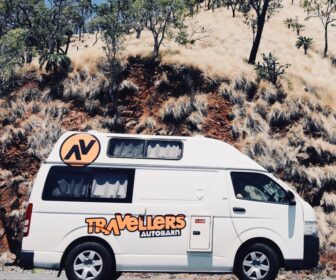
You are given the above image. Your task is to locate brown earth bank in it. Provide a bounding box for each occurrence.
[0,57,335,278]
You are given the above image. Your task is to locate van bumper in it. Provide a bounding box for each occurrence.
[20,250,61,269]
[284,235,319,270]
[19,251,34,269]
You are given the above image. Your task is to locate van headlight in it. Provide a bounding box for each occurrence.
[304,221,318,237]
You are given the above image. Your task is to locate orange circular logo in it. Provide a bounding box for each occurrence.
[60,133,101,166]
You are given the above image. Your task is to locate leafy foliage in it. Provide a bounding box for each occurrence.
[39,53,72,74]
[290,19,305,35]
[144,0,186,57]
[0,28,27,91]
[255,53,290,85]
[283,17,293,28]
[296,36,313,55]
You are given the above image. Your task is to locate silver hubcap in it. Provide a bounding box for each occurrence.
[73,250,103,280]
[243,251,270,280]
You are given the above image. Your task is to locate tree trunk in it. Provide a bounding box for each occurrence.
[153,36,160,58]
[25,52,33,63]
[232,7,235,17]
[93,31,99,46]
[136,28,142,39]
[65,34,71,54]
[304,47,307,55]
[189,4,194,16]
[79,28,82,42]
[248,0,270,64]
[324,24,328,58]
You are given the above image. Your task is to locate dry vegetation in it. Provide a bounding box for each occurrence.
[67,0,336,108]
[0,0,336,278]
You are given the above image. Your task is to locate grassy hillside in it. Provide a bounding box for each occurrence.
[67,0,336,107]
[0,0,336,278]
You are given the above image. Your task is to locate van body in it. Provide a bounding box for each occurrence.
[20,131,319,280]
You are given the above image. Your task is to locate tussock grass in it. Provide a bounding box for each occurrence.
[160,94,208,128]
[63,71,109,101]
[322,192,336,213]
[302,113,325,136]
[269,102,300,128]
[135,116,156,134]
[27,120,64,161]
[118,80,139,96]
[101,116,125,133]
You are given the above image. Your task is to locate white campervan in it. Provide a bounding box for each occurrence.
[20,131,319,280]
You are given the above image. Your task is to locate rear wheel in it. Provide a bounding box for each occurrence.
[65,242,114,280]
[234,243,280,280]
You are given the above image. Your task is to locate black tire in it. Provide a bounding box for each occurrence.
[65,242,115,280]
[234,243,280,280]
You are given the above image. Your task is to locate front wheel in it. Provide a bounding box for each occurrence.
[234,243,280,280]
[65,242,114,280]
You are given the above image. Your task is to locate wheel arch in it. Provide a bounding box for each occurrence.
[234,237,285,270]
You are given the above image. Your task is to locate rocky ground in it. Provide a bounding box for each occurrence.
[0,265,335,280]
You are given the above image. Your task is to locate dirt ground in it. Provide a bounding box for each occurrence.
[0,265,335,280]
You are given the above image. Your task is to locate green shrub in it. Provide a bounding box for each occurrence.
[39,53,72,74]
[255,53,290,85]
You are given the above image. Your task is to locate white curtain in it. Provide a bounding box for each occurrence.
[91,171,128,199]
[146,141,182,159]
[53,175,88,198]
[112,140,144,158]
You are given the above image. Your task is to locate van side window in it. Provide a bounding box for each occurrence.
[108,139,145,158]
[42,167,135,203]
[107,138,183,160]
[42,168,90,201]
[91,169,134,201]
[231,172,289,204]
[146,140,182,159]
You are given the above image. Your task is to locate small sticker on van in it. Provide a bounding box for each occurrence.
[85,214,186,238]
[60,133,101,166]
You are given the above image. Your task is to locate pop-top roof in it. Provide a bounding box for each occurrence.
[46,131,266,172]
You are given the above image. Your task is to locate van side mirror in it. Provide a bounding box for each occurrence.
[286,190,296,206]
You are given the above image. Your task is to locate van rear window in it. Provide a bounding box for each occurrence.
[42,166,134,202]
[107,138,183,160]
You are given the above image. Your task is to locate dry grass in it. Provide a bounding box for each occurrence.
[62,0,336,109]
[159,94,208,129]
[135,116,156,134]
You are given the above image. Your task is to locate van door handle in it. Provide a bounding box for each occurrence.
[193,231,201,235]
[233,207,246,214]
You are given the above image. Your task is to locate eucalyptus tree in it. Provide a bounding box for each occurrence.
[224,0,244,17]
[130,0,147,38]
[245,0,282,64]
[144,0,186,58]
[304,0,336,57]
[0,28,26,91]
[95,0,132,111]
[73,0,94,41]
